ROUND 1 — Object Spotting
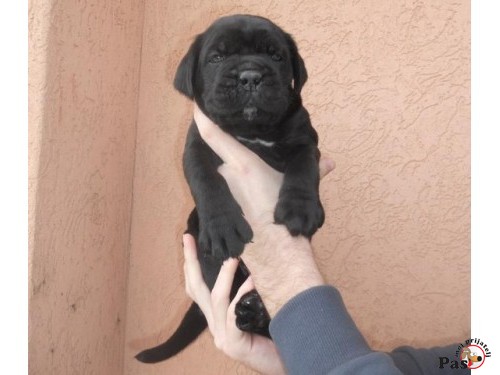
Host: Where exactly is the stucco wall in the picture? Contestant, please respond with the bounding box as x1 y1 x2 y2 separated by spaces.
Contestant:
30 0 470 374
28 0 144 374
126 1 470 374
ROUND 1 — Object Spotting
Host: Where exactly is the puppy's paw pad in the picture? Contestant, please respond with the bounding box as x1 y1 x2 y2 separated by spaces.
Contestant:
235 290 270 335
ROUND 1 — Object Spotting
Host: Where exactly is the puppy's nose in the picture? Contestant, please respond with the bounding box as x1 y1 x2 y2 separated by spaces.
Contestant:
239 70 262 90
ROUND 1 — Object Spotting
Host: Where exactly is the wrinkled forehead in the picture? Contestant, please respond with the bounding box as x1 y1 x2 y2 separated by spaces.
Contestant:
200 16 289 56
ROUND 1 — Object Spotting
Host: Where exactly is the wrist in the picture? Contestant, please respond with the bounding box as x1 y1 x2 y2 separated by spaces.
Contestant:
242 224 324 317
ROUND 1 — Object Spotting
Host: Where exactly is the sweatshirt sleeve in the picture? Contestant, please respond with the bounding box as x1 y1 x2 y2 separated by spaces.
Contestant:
388 345 471 375
269 285 402 375
269 285 471 375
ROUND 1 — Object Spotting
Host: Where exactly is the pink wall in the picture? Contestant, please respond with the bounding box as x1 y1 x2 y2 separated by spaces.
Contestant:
29 0 144 373
126 1 470 374
30 0 470 374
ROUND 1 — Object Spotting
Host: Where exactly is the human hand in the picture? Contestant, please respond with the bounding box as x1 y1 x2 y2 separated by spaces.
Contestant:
183 233 286 375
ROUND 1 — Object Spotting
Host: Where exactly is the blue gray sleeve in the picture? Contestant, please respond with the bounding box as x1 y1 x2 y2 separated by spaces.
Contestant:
269 285 469 375
389 345 470 375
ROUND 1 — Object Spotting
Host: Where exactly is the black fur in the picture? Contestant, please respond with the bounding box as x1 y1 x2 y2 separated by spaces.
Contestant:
136 14 323 363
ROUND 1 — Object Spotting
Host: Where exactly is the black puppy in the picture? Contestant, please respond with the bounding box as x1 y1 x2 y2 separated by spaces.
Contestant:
136 14 324 363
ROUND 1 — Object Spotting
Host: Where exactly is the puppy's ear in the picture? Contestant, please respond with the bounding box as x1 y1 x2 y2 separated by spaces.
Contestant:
286 34 308 94
174 35 202 99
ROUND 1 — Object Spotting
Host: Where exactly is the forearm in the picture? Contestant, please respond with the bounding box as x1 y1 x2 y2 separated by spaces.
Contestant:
241 223 324 317
241 224 404 375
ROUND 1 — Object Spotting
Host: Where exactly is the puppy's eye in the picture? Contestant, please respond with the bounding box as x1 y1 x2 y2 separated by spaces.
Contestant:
208 54 225 63
271 53 283 62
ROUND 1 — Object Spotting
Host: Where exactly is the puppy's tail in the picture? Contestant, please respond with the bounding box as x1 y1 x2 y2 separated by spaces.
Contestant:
135 302 207 363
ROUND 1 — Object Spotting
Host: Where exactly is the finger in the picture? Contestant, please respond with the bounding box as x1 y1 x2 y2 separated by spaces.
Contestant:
194 104 259 169
182 233 197 262
319 156 336 180
182 234 214 326
183 234 205 289
211 258 240 337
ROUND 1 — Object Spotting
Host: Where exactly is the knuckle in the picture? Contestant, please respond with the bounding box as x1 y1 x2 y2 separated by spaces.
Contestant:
225 346 240 359
238 162 251 176
217 164 228 175
213 337 225 351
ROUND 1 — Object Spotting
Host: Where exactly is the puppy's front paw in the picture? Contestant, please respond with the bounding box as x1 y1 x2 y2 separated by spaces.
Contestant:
199 212 253 260
274 190 324 237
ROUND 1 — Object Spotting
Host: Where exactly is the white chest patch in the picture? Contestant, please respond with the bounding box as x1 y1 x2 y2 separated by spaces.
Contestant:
236 136 276 148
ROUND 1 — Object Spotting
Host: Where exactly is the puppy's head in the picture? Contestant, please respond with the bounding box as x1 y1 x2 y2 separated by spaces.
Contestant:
174 15 307 137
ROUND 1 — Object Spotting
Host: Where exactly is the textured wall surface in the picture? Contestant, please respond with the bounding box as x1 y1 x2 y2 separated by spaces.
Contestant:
28 0 144 374
30 0 470 374
126 0 470 374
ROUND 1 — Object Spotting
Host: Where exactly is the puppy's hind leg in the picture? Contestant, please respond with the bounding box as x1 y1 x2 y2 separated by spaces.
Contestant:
235 290 271 338
186 211 271 338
